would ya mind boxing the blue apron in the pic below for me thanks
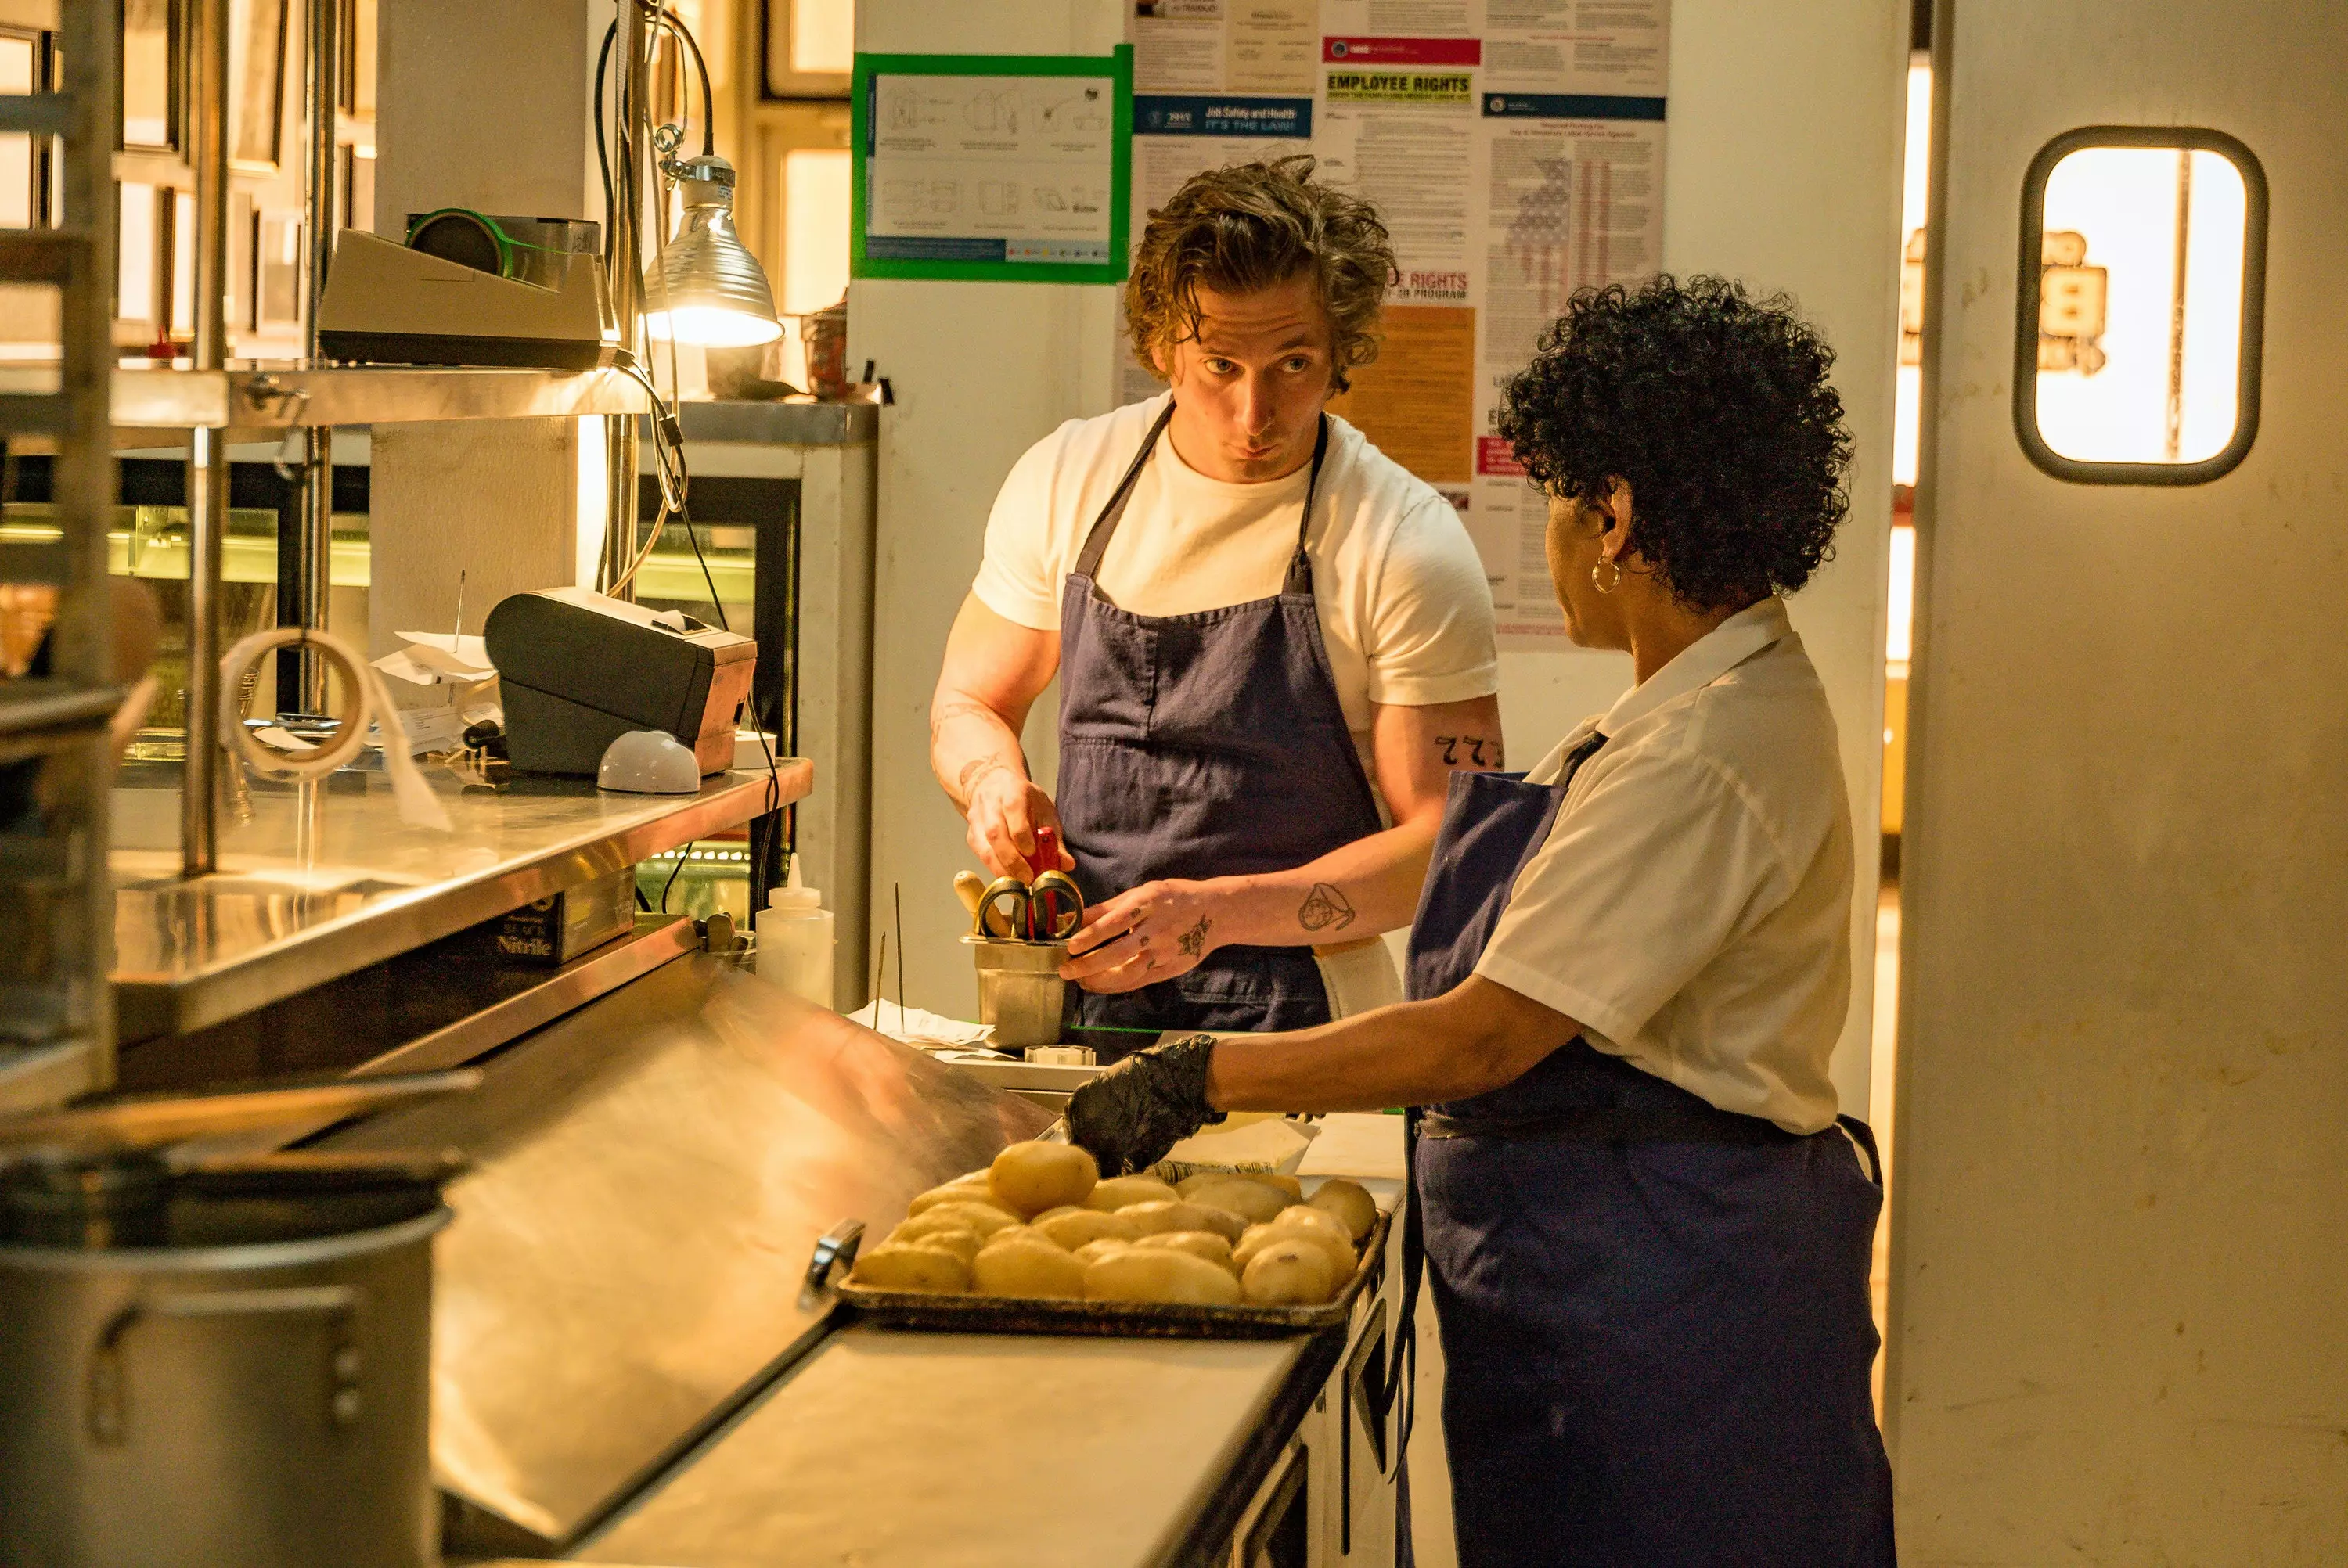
[1399,735,1896,1566]
[1056,401,1385,1058]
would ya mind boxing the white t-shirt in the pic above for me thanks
[971,394,1500,792]
[1473,597,1854,1133]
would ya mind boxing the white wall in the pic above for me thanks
[852,0,1122,1013]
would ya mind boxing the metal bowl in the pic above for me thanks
[961,936,1068,1048]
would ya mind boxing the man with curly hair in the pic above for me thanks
[1070,275,1895,1564]
[931,156,1501,1049]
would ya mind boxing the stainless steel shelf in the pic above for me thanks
[107,364,655,431]
[110,758,812,1041]
[674,398,879,447]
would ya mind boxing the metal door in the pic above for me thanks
[1890,2,2348,1560]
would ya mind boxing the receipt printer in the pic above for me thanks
[483,587,756,777]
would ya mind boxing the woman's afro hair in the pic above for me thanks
[1497,273,1853,610]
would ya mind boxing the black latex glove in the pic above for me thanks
[1067,1033,1226,1176]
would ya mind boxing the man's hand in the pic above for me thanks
[1066,1034,1225,1174]
[963,761,1075,881]
[1059,878,1223,993]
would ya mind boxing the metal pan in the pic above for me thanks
[828,1210,1390,1340]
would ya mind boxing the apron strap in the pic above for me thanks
[1837,1113,1885,1189]
[1072,400,1177,581]
[1280,414,1334,595]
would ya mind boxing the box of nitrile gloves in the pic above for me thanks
[463,867,636,967]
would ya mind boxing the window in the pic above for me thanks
[2015,128,2265,484]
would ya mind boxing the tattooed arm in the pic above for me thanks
[931,595,1072,879]
[1062,694,1504,992]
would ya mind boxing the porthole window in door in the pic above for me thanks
[2015,127,2266,484]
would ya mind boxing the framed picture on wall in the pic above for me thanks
[121,0,181,153]
[230,0,289,172]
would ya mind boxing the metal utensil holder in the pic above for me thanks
[963,937,1068,1049]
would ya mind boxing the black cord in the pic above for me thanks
[655,9,717,157]
[593,20,615,239]
[658,846,686,912]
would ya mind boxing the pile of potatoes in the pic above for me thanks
[848,1140,1381,1309]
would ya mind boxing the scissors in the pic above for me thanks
[974,870,1084,941]
[971,827,1084,941]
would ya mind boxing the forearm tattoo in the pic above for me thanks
[1298,882,1356,933]
[956,756,1010,796]
[1176,915,1212,958]
[931,696,999,735]
[1432,734,1503,768]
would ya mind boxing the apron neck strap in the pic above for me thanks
[1071,401,1334,591]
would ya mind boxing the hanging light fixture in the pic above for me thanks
[642,153,783,347]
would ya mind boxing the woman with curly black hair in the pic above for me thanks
[1069,275,1892,1566]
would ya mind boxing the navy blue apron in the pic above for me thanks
[1056,401,1385,1058]
[1398,733,1896,1567]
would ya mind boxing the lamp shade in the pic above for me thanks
[643,155,783,347]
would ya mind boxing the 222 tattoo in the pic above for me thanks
[1433,735,1501,768]
[1298,882,1356,933]
[1176,915,1212,958]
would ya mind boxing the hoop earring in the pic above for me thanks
[1591,556,1622,595]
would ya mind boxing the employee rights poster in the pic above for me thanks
[1127,0,1670,650]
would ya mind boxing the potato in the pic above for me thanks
[1085,1246,1242,1306]
[888,1222,982,1263]
[908,1183,1017,1219]
[1180,1178,1287,1226]
[1184,1205,1248,1244]
[1073,1238,1135,1265]
[1242,1239,1336,1305]
[1032,1207,1140,1250]
[1235,1220,1355,1285]
[971,1235,1087,1299]
[1307,1179,1379,1241]
[1272,1204,1352,1247]
[1135,1230,1236,1271]
[1086,1175,1181,1211]
[987,1141,1100,1217]
[850,1243,971,1293]
[1120,1199,1226,1237]
[909,1201,1018,1240]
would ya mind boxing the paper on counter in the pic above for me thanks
[1154,1114,1320,1182]
[846,1000,996,1049]
[375,631,497,687]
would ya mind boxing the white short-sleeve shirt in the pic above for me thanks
[1473,597,1854,1133]
[971,394,1500,796]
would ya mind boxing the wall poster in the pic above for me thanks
[852,49,1135,285]
[1127,0,1670,650]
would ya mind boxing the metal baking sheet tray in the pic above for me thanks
[834,1210,1390,1340]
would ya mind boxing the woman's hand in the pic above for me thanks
[1059,878,1225,992]
[962,763,1075,881]
[1067,1034,1224,1174]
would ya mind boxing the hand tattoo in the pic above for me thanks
[1176,915,1211,958]
[1298,882,1356,933]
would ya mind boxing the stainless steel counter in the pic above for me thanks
[326,954,1052,1552]
[110,761,812,1041]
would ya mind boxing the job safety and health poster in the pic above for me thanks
[1127,0,1669,649]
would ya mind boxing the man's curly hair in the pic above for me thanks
[1498,274,1853,610]
[1124,155,1393,392]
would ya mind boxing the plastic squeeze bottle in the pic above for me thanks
[756,853,836,1008]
